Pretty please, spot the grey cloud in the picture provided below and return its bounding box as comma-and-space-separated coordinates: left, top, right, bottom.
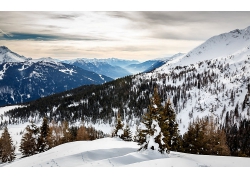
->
107, 11, 250, 41
0, 32, 112, 41
48, 13, 80, 20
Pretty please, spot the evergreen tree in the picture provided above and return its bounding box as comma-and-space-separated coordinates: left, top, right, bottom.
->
0, 127, 16, 163
19, 122, 39, 157
112, 112, 124, 138
37, 117, 50, 153
133, 125, 140, 142
163, 99, 181, 151
138, 87, 170, 154
121, 124, 132, 141
183, 117, 230, 156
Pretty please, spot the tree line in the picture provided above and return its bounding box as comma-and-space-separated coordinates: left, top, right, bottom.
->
0, 118, 108, 163
112, 87, 230, 156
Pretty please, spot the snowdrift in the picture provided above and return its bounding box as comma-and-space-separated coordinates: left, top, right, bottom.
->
2, 137, 250, 167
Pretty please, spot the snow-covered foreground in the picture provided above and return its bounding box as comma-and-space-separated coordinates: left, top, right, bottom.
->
2, 137, 250, 167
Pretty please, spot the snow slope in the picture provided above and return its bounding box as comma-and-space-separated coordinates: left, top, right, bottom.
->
0, 46, 30, 63
2, 137, 250, 167
158, 26, 250, 68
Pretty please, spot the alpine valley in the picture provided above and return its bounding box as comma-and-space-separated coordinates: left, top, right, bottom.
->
1, 25, 250, 166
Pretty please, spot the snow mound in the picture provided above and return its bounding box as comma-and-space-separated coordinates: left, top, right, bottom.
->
2, 137, 250, 167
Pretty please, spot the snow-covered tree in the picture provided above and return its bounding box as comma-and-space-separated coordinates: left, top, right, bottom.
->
138, 87, 171, 154
112, 112, 124, 138
0, 127, 16, 163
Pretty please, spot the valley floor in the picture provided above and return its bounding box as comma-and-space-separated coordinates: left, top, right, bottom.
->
1, 137, 250, 167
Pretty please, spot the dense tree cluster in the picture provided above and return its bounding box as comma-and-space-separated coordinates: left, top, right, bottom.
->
112, 112, 132, 141
182, 116, 230, 156
136, 87, 181, 154
19, 117, 108, 158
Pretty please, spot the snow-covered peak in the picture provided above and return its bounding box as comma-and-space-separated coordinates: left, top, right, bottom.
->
0, 46, 30, 64
153, 25, 250, 73
177, 26, 250, 66
32, 57, 61, 64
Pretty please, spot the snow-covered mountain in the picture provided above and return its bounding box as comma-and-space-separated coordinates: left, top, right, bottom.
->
0, 46, 31, 63
164, 26, 250, 67
62, 58, 132, 79
0, 48, 113, 106
2, 25, 250, 137
32, 57, 61, 63
63, 58, 140, 68
2, 26, 250, 167
126, 60, 166, 74
143, 26, 250, 133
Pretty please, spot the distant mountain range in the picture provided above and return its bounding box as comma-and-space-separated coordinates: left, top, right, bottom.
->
0, 47, 113, 106
62, 58, 133, 79
126, 60, 167, 73
0, 46, 170, 106
62, 58, 168, 78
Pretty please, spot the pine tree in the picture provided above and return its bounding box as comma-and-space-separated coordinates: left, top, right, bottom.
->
133, 125, 140, 142
121, 124, 132, 141
19, 122, 39, 157
37, 117, 50, 153
138, 87, 170, 154
112, 112, 124, 138
163, 99, 181, 151
0, 127, 16, 163
183, 117, 230, 156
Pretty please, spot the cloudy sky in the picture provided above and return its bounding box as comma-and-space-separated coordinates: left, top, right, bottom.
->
1, 11, 250, 61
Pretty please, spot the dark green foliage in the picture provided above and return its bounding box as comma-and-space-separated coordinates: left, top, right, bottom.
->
225, 119, 250, 157
0, 127, 16, 163
163, 99, 181, 151
19, 122, 39, 157
112, 112, 124, 138
4, 75, 152, 125
137, 87, 180, 154
37, 117, 50, 153
121, 125, 132, 141
183, 117, 230, 156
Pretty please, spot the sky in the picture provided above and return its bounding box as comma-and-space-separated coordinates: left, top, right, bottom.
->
1, 2, 250, 61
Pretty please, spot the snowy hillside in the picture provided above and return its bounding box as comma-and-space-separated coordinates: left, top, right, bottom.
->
138, 26, 250, 134
162, 26, 250, 67
1, 137, 250, 167
0, 46, 31, 63
0, 59, 113, 106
